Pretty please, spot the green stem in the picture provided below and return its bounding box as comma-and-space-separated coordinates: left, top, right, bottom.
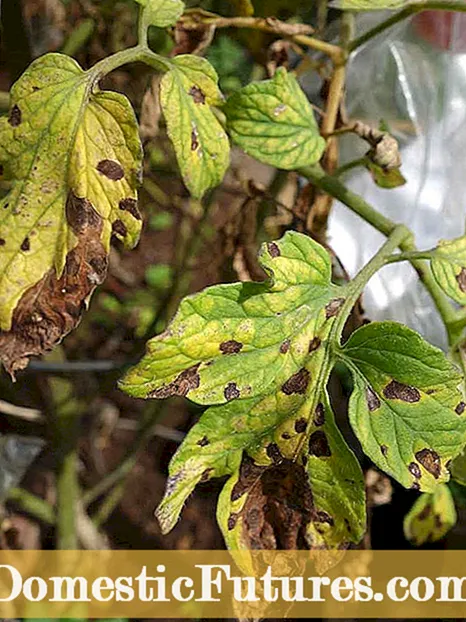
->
386, 250, 436, 263
334, 225, 411, 341
349, 1, 466, 52
334, 157, 368, 177
7, 488, 54, 525
301, 163, 460, 343
138, 4, 150, 47
87, 45, 171, 83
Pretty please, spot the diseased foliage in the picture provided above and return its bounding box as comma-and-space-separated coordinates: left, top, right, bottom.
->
404, 484, 457, 546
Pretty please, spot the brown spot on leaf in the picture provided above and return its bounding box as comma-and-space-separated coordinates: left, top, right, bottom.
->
325, 297, 345, 319
197, 436, 209, 447
230, 454, 266, 501
119, 198, 141, 220
294, 418, 307, 434
418, 504, 432, 521
411, 482, 421, 491
434, 514, 443, 529
313, 510, 334, 526
281, 368, 310, 395
0, 239, 5, 246
220, 340, 243, 355
366, 386, 381, 412
309, 431, 331, 457
97, 159, 124, 181
224, 382, 240, 401
8, 105, 22, 127
188, 85, 206, 104
383, 380, 420, 403
267, 242, 280, 258
66, 192, 101, 234
0, 165, 3, 176
344, 518, 351, 533
266, 443, 282, 464
415, 449, 441, 479
408, 462, 422, 479
308, 337, 321, 353
0, 203, 107, 377
191, 127, 199, 151
200, 468, 213, 482
112, 219, 127, 238
456, 268, 466, 293
149, 364, 200, 399
20, 237, 30, 252
456, 402, 466, 415
313, 403, 325, 427
227, 513, 239, 531
279, 339, 290, 354
380, 444, 388, 457
281, 432, 291, 440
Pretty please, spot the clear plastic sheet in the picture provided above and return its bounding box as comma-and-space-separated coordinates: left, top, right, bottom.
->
0, 435, 44, 502
328, 11, 466, 350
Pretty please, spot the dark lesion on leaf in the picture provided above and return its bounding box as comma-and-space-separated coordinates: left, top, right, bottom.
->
325, 298, 345, 319
279, 339, 290, 354
227, 513, 239, 531
233, 454, 314, 550
119, 198, 142, 220
0, 196, 108, 377
191, 127, 200, 151
308, 337, 321, 353
456, 401, 466, 415
308, 431, 331, 457
267, 242, 280, 258
380, 444, 388, 457
8, 104, 22, 127
197, 436, 210, 447
188, 85, 206, 104
112, 219, 128, 238
294, 418, 307, 434
383, 380, 420, 403
220, 340, 243, 355
281, 368, 310, 395
313, 403, 325, 427
149, 364, 201, 399
20, 237, 30, 252
411, 481, 421, 491
366, 386, 381, 412
456, 267, 466, 293
224, 382, 240, 401
313, 510, 334, 527
96, 159, 125, 181
417, 503, 432, 521
415, 448, 441, 479
266, 442, 283, 464
408, 462, 422, 479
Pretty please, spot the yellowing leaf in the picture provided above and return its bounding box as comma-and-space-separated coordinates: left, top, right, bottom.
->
404, 484, 457, 546
122, 231, 366, 552
230, 0, 254, 16
134, 0, 185, 27
366, 160, 406, 189
330, 0, 410, 9
160, 55, 230, 198
431, 237, 466, 305
225, 68, 326, 170
0, 53, 142, 375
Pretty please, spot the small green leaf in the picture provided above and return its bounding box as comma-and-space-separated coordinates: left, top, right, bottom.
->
230, 0, 255, 15
330, 0, 410, 9
122, 231, 365, 551
224, 67, 326, 170
431, 237, 466, 305
404, 484, 457, 546
160, 55, 230, 198
133, 0, 185, 27
0, 53, 142, 374
366, 160, 406, 189
342, 321, 466, 492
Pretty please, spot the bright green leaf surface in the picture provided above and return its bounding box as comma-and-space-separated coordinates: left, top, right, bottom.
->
0, 53, 142, 331
431, 237, 466, 305
133, 0, 185, 27
404, 484, 457, 546
160, 55, 230, 199
342, 322, 466, 492
224, 68, 326, 170
122, 231, 365, 550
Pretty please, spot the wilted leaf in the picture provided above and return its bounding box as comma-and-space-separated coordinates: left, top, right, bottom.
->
122, 231, 365, 551
133, 0, 185, 27
366, 160, 406, 189
342, 322, 466, 492
431, 237, 466, 305
160, 55, 230, 198
330, 0, 410, 9
224, 67, 326, 170
404, 484, 457, 546
0, 53, 142, 375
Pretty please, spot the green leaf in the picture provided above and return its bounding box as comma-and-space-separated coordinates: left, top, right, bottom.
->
0, 53, 142, 375
366, 160, 406, 189
133, 0, 185, 27
431, 236, 466, 305
329, 0, 409, 9
160, 55, 230, 198
403, 484, 457, 546
450, 446, 466, 486
342, 321, 466, 493
224, 67, 326, 170
122, 231, 365, 550
230, 0, 255, 15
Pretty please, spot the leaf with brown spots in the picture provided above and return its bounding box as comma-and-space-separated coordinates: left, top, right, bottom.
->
0, 54, 142, 375
159, 55, 230, 198
431, 236, 466, 305
403, 484, 456, 546
342, 321, 466, 492
124, 231, 364, 553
